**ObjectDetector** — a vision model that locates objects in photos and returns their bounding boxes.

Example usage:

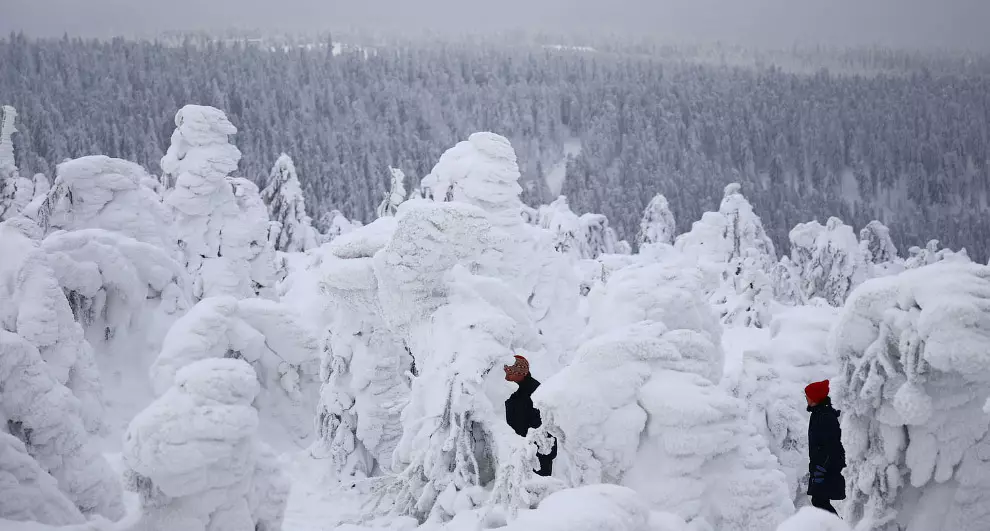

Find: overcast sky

[3,0,989,51]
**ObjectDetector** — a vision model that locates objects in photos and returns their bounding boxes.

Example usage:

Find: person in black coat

[805,379,846,515]
[504,355,557,476]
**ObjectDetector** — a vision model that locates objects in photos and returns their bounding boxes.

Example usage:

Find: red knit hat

[504,355,530,383]
[805,380,830,404]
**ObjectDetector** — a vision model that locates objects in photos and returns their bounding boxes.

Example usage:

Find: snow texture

[151,296,322,447]
[535,262,792,530]
[43,156,176,252]
[0,431,86,526]
[775,507,852,531]
[831,261,990,530]
[0,330,124,521]
[537,196,624,260]
[122,358,289,531]
[787,217,867,307]
[419,132,524,229]
[733,305,841,507]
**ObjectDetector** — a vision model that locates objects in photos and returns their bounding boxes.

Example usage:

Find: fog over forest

[4,0,990,51]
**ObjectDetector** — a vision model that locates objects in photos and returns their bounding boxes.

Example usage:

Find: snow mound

[775,507,851,531]
[500,484,677,531]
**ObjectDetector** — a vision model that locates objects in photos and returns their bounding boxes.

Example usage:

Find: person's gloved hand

[811,465,827,484]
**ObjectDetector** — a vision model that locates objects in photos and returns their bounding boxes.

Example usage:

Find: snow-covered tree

[859,221,898,265]
[307,219,411,479]
[0,329,124,521]
[719,183,776,270]
[316,209,361,243]
[376,166,407,218]
[0,431,89,526]
[903,239,971,270]
[159,105,277,300]
[150,295,321,447]
[733,306,840,507]
[0,106,48,222]
[536,196,624,260]
[788,217,867,306]
[535,263,792,530]
[366,264,546,524]
[637,193,676,246]
[123,358,289,531]
[0,220,107,436]
[832,261,990,529]
[713,248,774,328]
[419,132,524,229]
[261,154,319,253]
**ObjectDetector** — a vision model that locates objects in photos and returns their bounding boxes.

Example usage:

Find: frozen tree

[0,329,124,521]
[150,295,321,446]
[159,105,276,300]
[0,105,48,222]
[37,156,176,252]
[376,166,407,218]
[0,431,88,526]
[419,132,524,229]
[123,358,288,531]
[712,249,775,328]
[733,306,841,507]
[308,220,411,478]
[859,221,898,265]
[832,261,990,530]
[366,264,546,524]
[261,154,319,252]
[317,209,361,243]
[903,239,971,270]
[788,217,867,306]
[719,183,776,270]
[0,220,108,436]
[537,196,623,260]
[535,263,792,530]
[637,193,676,246]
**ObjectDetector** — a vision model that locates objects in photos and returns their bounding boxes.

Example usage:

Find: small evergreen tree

[637,193,676,246]
[261,153,318,253]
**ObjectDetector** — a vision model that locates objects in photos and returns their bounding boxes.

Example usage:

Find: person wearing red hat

[805,379,846,515]
[504,355,557,476]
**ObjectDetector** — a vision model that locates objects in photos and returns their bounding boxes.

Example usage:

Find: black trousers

[811,496,837,515]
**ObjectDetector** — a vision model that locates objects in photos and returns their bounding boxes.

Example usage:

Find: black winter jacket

[807,398,847,500]
[505,374,557,476]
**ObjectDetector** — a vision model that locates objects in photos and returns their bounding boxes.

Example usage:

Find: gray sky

[2,0,989,51]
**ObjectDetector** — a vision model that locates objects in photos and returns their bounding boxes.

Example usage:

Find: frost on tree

[419,132,524,229]
[787,217,867,307]
[711,248,774,328]
[832,262,990,530]
[376,166,407,218]
[261,153,319,253]
[0,105,48,222]
[0,330,124,521]
[534,263,793,531]
[367,200,553,523]
[151,296,322,446]
[858,221,904,279]
[308,219,411,479]
[316,209,361,243]
[366,265,547,524]
[903,239,971,270]
[0,431,88,526]
[421,133,583,362]
[0,220,108,436]
[36,156,176,252]
[123,358,289,531]
[536,196,624,260]
[159,105,277,300]
[638,193,676,246]
[733,306,840,507]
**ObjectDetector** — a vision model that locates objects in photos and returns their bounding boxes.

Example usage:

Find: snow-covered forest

[3,34,990,531]
[2,35,990,262]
